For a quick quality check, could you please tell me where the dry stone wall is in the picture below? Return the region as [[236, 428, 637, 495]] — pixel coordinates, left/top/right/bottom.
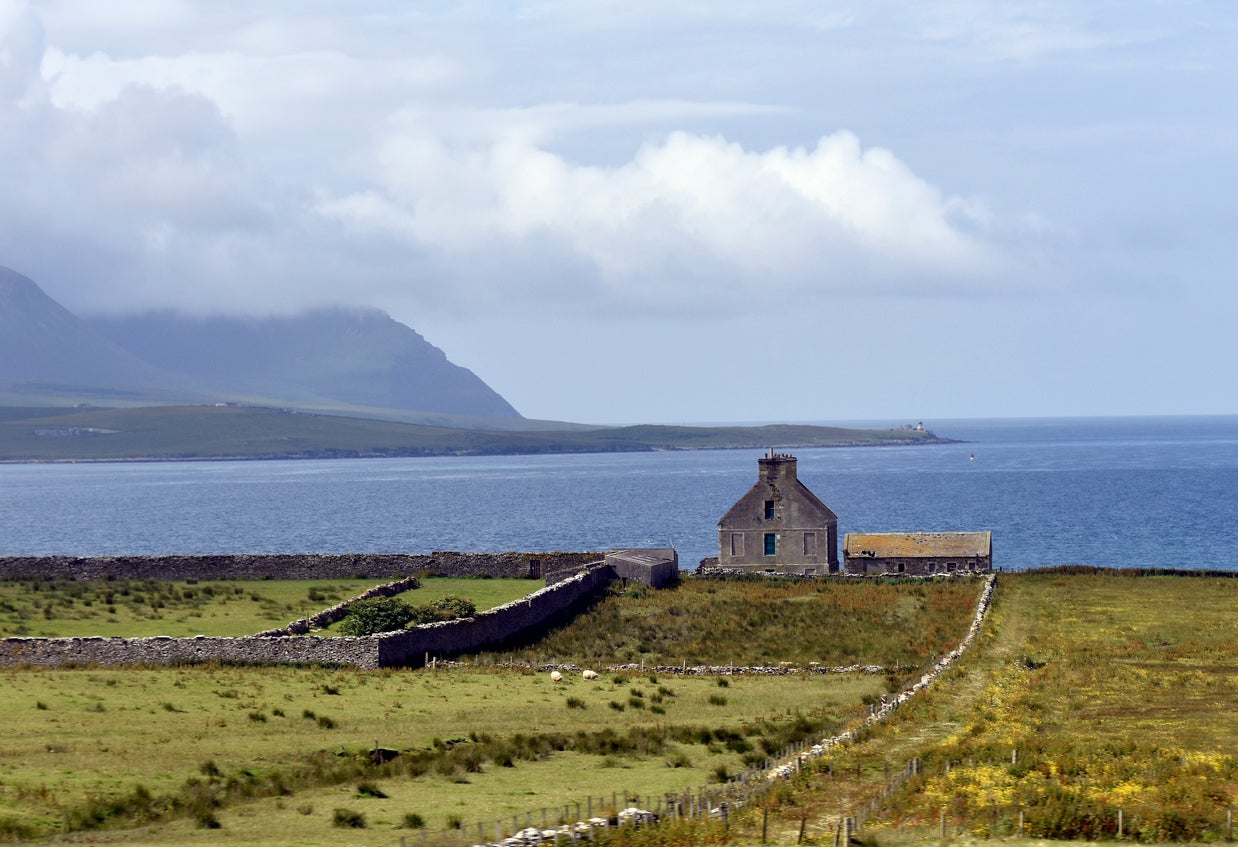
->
[[1, 633, 382, 668], [377, 565, 615, 666], [0, 551, 601, 581], [0, 562, 619, 669]]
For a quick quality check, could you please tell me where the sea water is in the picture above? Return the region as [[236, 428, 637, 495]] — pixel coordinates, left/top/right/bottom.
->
[[1, 416, 1236, 571]]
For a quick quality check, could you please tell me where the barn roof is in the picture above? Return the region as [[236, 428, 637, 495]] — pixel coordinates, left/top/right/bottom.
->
[[843, 531, 991, 559]]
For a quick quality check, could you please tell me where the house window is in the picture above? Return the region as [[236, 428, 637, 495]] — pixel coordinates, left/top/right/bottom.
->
[[763, 500, 775, 520], [764, 533, 776, 556], [897, 562, 905, 574], [803, 532, 816, 555], [730, 533, 744, 557]]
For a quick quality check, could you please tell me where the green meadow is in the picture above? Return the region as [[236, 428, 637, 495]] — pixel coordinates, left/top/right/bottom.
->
[[5, 573, 1231, 846], [719, 571, 1238, 847], [0, 576, 536, 638], [0, 576, 981, 843]]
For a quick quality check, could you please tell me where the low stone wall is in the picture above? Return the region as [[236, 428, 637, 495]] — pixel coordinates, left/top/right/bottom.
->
[[0, 562, 621, 669], [0, 633, 382, 669], [0, 551, 602, 582], [255, 575, 423, 637], [377, 565, 616, 666]]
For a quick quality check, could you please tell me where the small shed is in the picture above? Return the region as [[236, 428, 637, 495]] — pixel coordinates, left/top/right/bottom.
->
[[605, 548, 679, 587], [843, 531, 992, 576]]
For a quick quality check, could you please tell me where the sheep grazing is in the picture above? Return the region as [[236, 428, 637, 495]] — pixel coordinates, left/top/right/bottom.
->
[[550, 670, 563, 682], [582, 669, 599, 680]]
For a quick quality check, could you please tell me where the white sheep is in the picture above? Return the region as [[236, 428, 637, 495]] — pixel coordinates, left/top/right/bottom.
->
[[582, 669, 598, 680], [550, 670, 563, 682]]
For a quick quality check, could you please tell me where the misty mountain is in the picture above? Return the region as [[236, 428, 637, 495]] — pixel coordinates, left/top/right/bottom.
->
[[1, 265, 520, 420], [88, 307, 520, 420], [0, 266, 190, 400]]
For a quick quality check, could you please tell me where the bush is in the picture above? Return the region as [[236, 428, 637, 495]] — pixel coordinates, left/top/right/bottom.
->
[[356, 781, 387, 798], [338, 597, 415, 635], [195, 811, 222, 829], [406, 595, 478, 626], [332, 808, 366, 828], [403, 812, 426, 829]]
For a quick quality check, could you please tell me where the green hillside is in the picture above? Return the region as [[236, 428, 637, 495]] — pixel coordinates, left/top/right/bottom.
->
[[0, 405, 950, 462]]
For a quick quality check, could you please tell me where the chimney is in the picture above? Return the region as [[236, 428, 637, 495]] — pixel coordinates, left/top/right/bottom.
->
[[758, 450, 797, 485]]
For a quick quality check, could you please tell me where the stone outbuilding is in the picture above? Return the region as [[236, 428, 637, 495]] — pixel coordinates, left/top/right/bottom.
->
[[717, 450, 839, 575], [843, 531, 992, 576], [604, 548, 679, 587]]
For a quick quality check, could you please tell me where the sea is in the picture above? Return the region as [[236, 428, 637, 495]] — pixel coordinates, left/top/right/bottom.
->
[[2, 416, 1237, 572]]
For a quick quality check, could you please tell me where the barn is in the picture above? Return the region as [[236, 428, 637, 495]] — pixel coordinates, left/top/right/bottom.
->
[[843, 531, 992, 576]]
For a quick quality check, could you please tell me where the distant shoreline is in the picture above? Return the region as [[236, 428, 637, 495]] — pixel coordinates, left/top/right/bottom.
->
[[0, 436, 959, 466], [0, 404, 956, 464]]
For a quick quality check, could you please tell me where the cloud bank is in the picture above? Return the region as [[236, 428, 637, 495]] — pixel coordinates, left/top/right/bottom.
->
[[0, 0, 1001, 319]]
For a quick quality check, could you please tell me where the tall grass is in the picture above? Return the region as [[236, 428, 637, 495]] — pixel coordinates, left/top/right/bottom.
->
[[736, 571, 1238, 845], [493, 575, 982, 668]]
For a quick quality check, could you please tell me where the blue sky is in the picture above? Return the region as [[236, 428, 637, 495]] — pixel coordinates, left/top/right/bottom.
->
[[1, 2, 1235, 423]]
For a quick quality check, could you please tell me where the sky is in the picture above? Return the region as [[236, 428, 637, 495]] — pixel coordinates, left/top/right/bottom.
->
[[1, 1, 1236, 424]]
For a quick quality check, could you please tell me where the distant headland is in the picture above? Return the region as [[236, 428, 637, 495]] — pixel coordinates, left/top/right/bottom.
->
[[0, 405, 955, 464]]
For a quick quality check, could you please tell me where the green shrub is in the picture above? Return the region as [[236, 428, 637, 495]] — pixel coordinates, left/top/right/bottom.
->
[[332, 808, 366, 828], [355, 781, 387, 798], [406, 595, 478, 626], [337, 597, 415, 635], [403, 812, 426, 829], [195, 811, 221, 829]]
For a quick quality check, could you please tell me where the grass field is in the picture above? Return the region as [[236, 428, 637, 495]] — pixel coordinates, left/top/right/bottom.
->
[[0, 576, 988, 843], [492, 576, 981, 669], [0, 576, 537, 637], [7, 572, 1232, 846], [0, 664, 884, 842], [725, 571, 1238, 846]]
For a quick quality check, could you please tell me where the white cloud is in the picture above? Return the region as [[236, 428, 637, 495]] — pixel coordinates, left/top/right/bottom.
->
[[0, 0, 43, 105], [319, 126, 998, 310]]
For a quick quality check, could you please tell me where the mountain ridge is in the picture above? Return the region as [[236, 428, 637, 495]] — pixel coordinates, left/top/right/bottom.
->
[[0, 265, 520, 422]]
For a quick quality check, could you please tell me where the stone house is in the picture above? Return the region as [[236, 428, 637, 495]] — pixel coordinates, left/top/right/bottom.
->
[[843, 531, 992, 576], [717, 450, 839, 574]]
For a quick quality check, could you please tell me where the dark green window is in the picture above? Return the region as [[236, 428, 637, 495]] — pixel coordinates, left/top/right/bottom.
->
[[764, 533, 776, 556], [763, 500, 775, 519]]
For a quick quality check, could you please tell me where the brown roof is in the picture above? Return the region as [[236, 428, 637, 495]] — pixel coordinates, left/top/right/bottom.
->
[[843, 531, 991, 559]]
